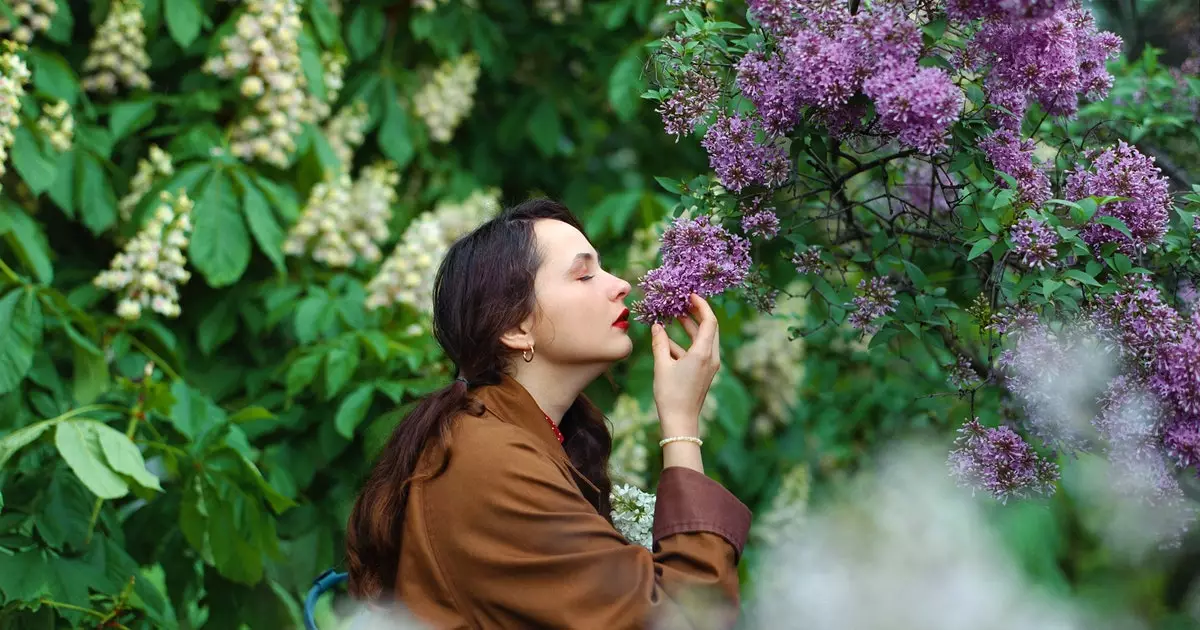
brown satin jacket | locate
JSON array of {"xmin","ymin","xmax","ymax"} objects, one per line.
[{"xmin": 394, "ymin": 375, "xmax": 753, "ymax": 629}]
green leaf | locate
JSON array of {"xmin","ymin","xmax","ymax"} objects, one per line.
[
  {"xmin": 164, "ymin": 0, "xmax": 203, "ymax": 47},
  {"xmin": 1042, "ymin": 279, "xmax": 1063, "ymax": 299},
  {"xmin": 0, "ymin": 288, "xmax": 44, "ymax": 395},
  {"xmin": 0, "ymin": 419, "xmax": 55, "ymax": 469},
  {"xmin": 967, "ymin": 237, "xmax": 994, "ymax": 261},
  {"xmin": 902, "ymin": 260, "xmax": 928, "ymax": 289},
  {"xmin": 243, "ymin": 178, "xmax": 287, "ymax": 273},
  {"xmin": 76, "ymin": 154, "xmax": 118, "ymax": 234},
  {"xmin": 197, "ymin": 296, "xmax": 238, "ymax": 355},
  {"xmin": 109, "ymin": 100, "xmax": 158, "ymax": 141},
  {"xmin": 298, "ymin": 29, "xmax": 327, "ymax": 102},
  {"xmin": 293, "ymin": 295, "xmax": 328, "ymax": 345},
  {"xmin": 35, "ymin": 469, "xmax": 93, "ymax": 550},
  {"xmin": 29, "ymin": 50, "xmax": 79, "ymax": 105},
  {"xmin": 72, "ymin": 340, "xmax": 109, "ymax": 404},
  {"xmin": 169, "ymin": 381, "xmax": 226, "ymax": 441},
  {"xmin": 1095, "ymin": 215, "xmax": 1134, "ymax": 240},
  {"xmin": 1111, "ymin": 253, "xmax": 1133, "ymax": 275},
  {"xmin": 93, "ymin": 422, "xmax": 163, "ymax": 492},
  {"xmin": 48, "ymin": 149, "xmax": 77, "ymax": 216},
  {"xmin": 980, "ymin": 214, "xmax": 1001, "ymax": 234},
  {"xmin": 378, "ymin": 93, "xmax": 414, "ymax": 168},
  {"xmin": 2, "ymin": 203, "xmax": 55, "ymax": 283},
  {"xmin": 55, "ymin": 421, "xmax": 129, "ymax": 499},
  {"xmin": 11, "ymin": 127, "xmax": 58, "ymax": 194},
  {"xmin": 45, "ymin": 0, "xmax": 75, "ymax": 43},
  {"xmin": 527, "ymin": 99, "xmax": 562, "ymax": 157},
  {"xmin": 190, "ymin": 171, "xmax": 251, "ymax": 287},
  {"xmin": 286, "ymin": 354, "xmax": 322, "ymax": 396},
  {"xmin": 230, "ymin": 406, "xmax": 274, "ymax": 423},
  {"xmin": 347, "ymin": 5, "xmax": 385, "ymax": 61},
  {"xmin": 593, "ymin": 190, "xmax": 642, "ymax": 236},
  {"xmin": 334, "ymin": 384, "xmax": 375, "ymax": 439},
  {"xmin": 323, "ymin": 346, "xmax": 359, "ymax": 398},
  {"xmin": 654, "ymin": 176, "xmax": 682, "ymax": 194},
  {"xmin": 308, "ymin": 0, "xmax": 340, "ymax": 46},
  {"xmin": 608, "ymin": 51, "xmax": 643, "ymax": 122},
  {"xmin": 1062, "ymin": 269, "xmax": 1101, "ymax": 287}
]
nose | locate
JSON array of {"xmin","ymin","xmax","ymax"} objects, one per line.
[{"xmin": 611, "ymin": 272, "xmax": 631, "ymax": 302}]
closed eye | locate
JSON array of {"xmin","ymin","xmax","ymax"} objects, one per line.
[{"xmin": 580, "ymin": 275, "xmax": 594, "ymax": 281}]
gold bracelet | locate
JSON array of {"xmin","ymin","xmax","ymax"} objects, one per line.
[{"xmin": 658, "ymin": 436, "xmax": 703, "ymax": 448}]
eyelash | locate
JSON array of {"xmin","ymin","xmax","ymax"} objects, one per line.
[{"xmin": 580, "ymin": 275, "xmax": 595, "ymax": 281}]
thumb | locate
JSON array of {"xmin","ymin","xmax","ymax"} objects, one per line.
[{"xmin": 649, "ymin": 323, "xmax": 671, "ymax": 363}]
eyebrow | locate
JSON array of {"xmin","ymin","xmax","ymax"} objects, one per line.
[{"xmin": 566, "ymin": 252, "xmax": 599, "ymax": 275}]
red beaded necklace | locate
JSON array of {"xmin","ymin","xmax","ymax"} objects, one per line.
[{"xmin": 544, "ymin": 413, "xmax": 565, "ymax": 444}]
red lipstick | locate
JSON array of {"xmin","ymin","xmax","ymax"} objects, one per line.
[{"xmin": 613, "ymin": 308, "xmax": 630, "ymax": 330}]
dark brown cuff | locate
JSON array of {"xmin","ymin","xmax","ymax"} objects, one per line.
[{"xmin": 653, "ymin": 466, "xmax": 752, "ymax": 557}]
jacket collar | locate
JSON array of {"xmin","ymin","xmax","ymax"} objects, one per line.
[{"xmin": 472, "ymin": 374, "xmax": 568, "ymax": 459}]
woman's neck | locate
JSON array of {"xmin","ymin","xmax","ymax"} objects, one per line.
[{"xmin": 511, "ymin": 364, "xmax": 600, "ymax": 425}]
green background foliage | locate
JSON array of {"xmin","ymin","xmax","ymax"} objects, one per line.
[{"xmin": 0, "ymin": 0, "xmax": 1198, "ymax": 628}]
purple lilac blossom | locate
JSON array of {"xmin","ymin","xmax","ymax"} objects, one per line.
[
  {"xmin": 633, "ymin": 215, "xmax": 751, "ymax": 324},
  {"xmin": 847, "ymin": 276, "xmax": 898, "ymax": 334},
  {"xmin": 1009, "ymin": 216, "xmax": 1059, "ymax": 269},
  {"xmin": 987, "ymin": 303, "xmax": 1040, "ymax": 336},
  {"xmin": 1180, "ymin": 278, "xmax": 1199, "ymax": 312},
  {"xmin": 700, "ymin": 114, "xmax": 791, "ymax": 192},
  {"xmin": 741, "ymin": 201, "xmax": 781, "ymax": 239},
  {"xmin": 896, "ymin": 160, "xmax": 959, "ymax": 215},
  {"xmin": 979, "ymin": 130, "xmax": 1052, "ymax": 207},
  {"xmin": 746, "ymin": 0, "xmax": 802, "ymax": 36},
  {"xmin": 1163, "ymin": 414, "xmax": 1200, "ymax": 470},
  {"xmin": 947, "ymin": 355, "xmax": 982, "ymax": 390},
  {"xmin": 737, "ymin": 51, "xmax": 801, "ymax": 135},
  {"xmin": 658, "ymin": 71, "xmax": 721, "ymax": 140},
  {"xmin": 791, "ymin": 246, "xmax": 825, "ymax": 275},
  {"xmin": 1150, "ymin": 312, "xmax": 1200, "ymax": 416},
  {"xmin": 1067, "ymin": 142, "xmax": 1172, "ymax": 254},
  {"xmin": 863, "ymin": 66, "xmax": 965, "ymax": 154},
  {"xmin": 1092, "ymin": 280, "xmax": 1183, "ymax": 366},
  {"xmin": 945, "ymin": 0, "xmax": 1072, "ymax": 22},
  {"xmin": 947, "ymin": 417, "xmax": 1059, "ymax": 502}
]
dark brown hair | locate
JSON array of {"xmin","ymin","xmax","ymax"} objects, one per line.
[{"xmin": 345, "ymin": 198, "xmax": 614, "ymax": 599}]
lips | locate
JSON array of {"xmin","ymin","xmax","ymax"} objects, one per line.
[{"xmin": 613, "ymin": 308, "xmax": 630, "ymax": 328}]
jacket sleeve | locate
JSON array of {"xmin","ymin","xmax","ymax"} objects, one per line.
[{"xmin": 421, "ymin": 430, "xmax": 751, "ymax": 629}]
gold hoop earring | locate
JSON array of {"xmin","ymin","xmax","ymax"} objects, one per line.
[{"xmin": 522, "ymin": 345, "xmax": 535, "ymax": 363}]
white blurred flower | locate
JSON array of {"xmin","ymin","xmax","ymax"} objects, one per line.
[
  {"xmin": 365, "ymin": 188, "xmax": 501, "ymax": 312},
  {"xmin": 204, "ymin": 0, "xmax": 327, "ymax": 167},
  {"xmin": 412, "ymin": 53, "xmax": 480, "ymax": 143},
  {"xmin": 534, "ymin": 0, "xmax": 582, "ymax": 23},
  {"xmin": 94, "ymin": 191, "xmax": 194, "ymax": 320},
  {"xmin": 119, "ymin": 145, "xmax": 174, "ymax": 222},
  {"xmin": 0, "ymin": 0, "xmax": 58, "ymax": 44},
  {"xmin": 81, "ymin": 0, "xmax": 151, "ymax": 94},
  {"xmin": 610, "ymin": 484, "xmax": 656, "ymax": 549},
  {"xmin": 608, "ymin": 395, "xmax": 656, "ymax": 488},
  {"xmin": 323, "ymin": 100, "xmax": 370, "ymax": 173},
  {"xmin": 0, "ymin": 42, "xmax": 31, "ymax": 195},
  {"xmin": 734, "ymin": 284, "xmax": 807, "ymax": 435},
  {"xmin": 412, "ymin": 0, "xmax": 449, "ymax": 11},
  {"xmin": 285, "ymin": 161, "xmax": 401, "ymax": 268},
  {"xmin": 625, "ymin": 221, "xmax": 667, "ymax": 282},
  {"xmin": 751, "ymin": 464, "xmax": 810, "ymax": 547},
  {"xmin": 35, "ymin": 99, "xmax": 73, "ymax": 151}
]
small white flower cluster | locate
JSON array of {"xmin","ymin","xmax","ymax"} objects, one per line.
[
  {"xmin": 311, "ymin": 50, "xmax": 347, "ymax": 123},
  {"xmin": 0, "ymin": 0, "xmax": 57, "ymax": 44},
  {"xmin": 534, "ymin": 0, "xmax": 582, "ymax": 24},
  {"xmin": 323, "ymin": 100, "xmax": 370, "ymax": 172},
  {"xmin": 284, "ymin": 161, "xmax": 401, "ymax": 267},
  {"xmin": 412, "ymin": 54, "xmax": 481, "ymax": 143},
  {"xmin": 81, "ymin": 0, "xmax": 151, "ymax": 94},
  {"xmin": 35, "ymin": 99, "xmax": 73, "ymax": 151},
  {"xmin": 733, "ymin": 285, "xmax": 807, "ymax": 435},
  {"xmin": 94, "ymin": 191, "xmax": 194, "ymax": 320},
  {"xmin": 0, "ymin": 42, "xmax": 31, "ymax": 194},
  {"xmin": 751, "ymin": 464, "xmax": 810, "ymax": 547},
  {"xmin": 610, "ymin": 484, "xmax": 656, "ymax": 549},
  {"xmin": 203, "ymin": 0, "xmax": 316, "ymax": 167},
  {"xmin": 365, "ymin": 188, "xmax": 501, "ymax": 312},
  {"xmin": 608, "ymin": 395, "xmax": 656, "ymax": 488},
  {"xmin": 625, "ymin": 221, "xmax": 667, "ymax": 282},
  {"xmin": 119, "ymin": 145, "xmax": 174, "ymax": 222},
  {"xmin": 412, "ymin": 0, "xmax": 449, "ymax": 11}
]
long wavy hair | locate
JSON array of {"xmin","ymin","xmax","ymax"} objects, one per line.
[{"xmin": 344, "ymin": 198, "xmax": 615, "ymax": 599}]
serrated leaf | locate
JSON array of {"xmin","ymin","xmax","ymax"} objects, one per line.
[
  {"xmin": 169, "ymin": 381, "xmax": 226, "ymax": 441},
  {"xmin": 72, "ymin": 340, "xmax": 108, "ymax": 404},
  {"xmin": 2, "ymin": 203, "xmax": 55, "ymax": 283},
  {"xmin": 11, "ymin": 126, "xmax": 58, "ymax": 194},
  {"xmin": 95, "ymin": 422, "xmax": 163, "ymax": 492},
  {"xmin": 77, "ymin": 154, "xmax": 118, "ymax": 234},
  {"xmin": 378, "ymin": 92, "xmax": 414, "ymax": 168},
  {"xmin": 0, "ymin": 419, "xmax": 55, "ymax": 469},
  {"xmin": 55, "ymin": 421, "xmax": 129, "ymax": 499},
  {"xmin": 30, "ymin": 50, "xmax": 79, "ymax": 105},
  {"xmin": 0, "ymin": 288, "xmax": 44, "ymax": 395},
  {"xmin": 109, "ymin": 100, "xmax": 158, "ymax": 141},
  {"xmin": 243, "ymin": 180, "xmax": 286, "ymax": 273},
  {"xmin": 190, "ymin": 171, "xmax": 251, "ymax": 287},
  {"xmin": 164, "ymin": 0, "xmax": 203, "ymax": 47},
  {"xmin": 308, "ymin": 0, "xmax": 340, "ymax": 46},
  {"xmin": 334, "ymin": 384, "xmax": 375, "ymax": 439},
  {"xmin": 347, "ymin": 5, "xmax": 385, "ymax": 60}
]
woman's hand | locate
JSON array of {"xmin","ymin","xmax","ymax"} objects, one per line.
[{"xmin": 649, "ymin": 293, "xmax": 721, "ymax": 439}]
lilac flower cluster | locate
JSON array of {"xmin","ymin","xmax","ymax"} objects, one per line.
[
  {"xmin": 791, "ymin": 246, "xmax": 825, "ymax": 275},
  {"xmin": 979, "ymin": 130, "xmax": 1051, "ymax": 207},
  {"xmin": 1092, "ymin": 280, "xmax": 1183, "ymax": 366},
  {"xmin": 733, "ymin": 2, "xmax": 963, "ymax": 154},
  {"xmin": 659, "ymin": 71, "xmax": 721, "ymax": 140},
  {"xmin": 1066, "ymin": 141, "xmax": 1172, "ymax": 255},
  {"xmin": 633, "ymin": 215, "xmax": 751, "ymax": 324},
  {"xmin": 740, "ymin": 199, "xmax": 780, "ymax": 239},
  {"xmin": 967, "ymin": 2, "xmax": 1122, "ymax": 128},
  {"xmin": 946, "ymin": 0, "xmax": 1072, "ymax": 21},
  {"xmin": 947, "ymin": 355, "xmax": 982, "ymax": 391},
  {"xmin": 1009, "ymin": 216, "xmax": 1059, "ymax": 270},
  {"xmin": 947, "ymin": 417, "xmax": 1059, "ymax": 502},
  {"xmin": 1151, "ymin": 313, "xmax": 1200, "ymax": 418},
  {"xmin": 699, "ymin": 114, "xmax": 790, "ymax": 192},
  {"xmin": 847, "ymin": 276, "xmax": 898, "ymax": 334},
  {"xmin": 896, "ymin": 160, "xmax": 959, "ymax": 215}
]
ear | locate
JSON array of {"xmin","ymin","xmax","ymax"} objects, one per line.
[{"xmin": 499, "ymin": 312, "xmax": 536, "ymax": 352}]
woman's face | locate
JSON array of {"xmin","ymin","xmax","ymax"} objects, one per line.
[{"xmin": 524, "ymin": 218, "xmax": 633, "ymax": 367}]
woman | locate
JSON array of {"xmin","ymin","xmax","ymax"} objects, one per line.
[{"xmin": 346, "ymin": 198, "xmax": 752, "ymax": 629}]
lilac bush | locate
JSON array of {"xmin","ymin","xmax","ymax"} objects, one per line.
[{"xmin": 640, "ymin": 0, "xmax": 1200, "ymax": 518}]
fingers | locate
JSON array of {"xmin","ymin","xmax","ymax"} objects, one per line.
[
  {"xmin": 689, "ymin": 294, "xmax": 719, "ymax": 356},
  {"xmin": 667, "ymin": 334, "xmax": 686, "ymax": 360},
  {"xmin": 649, "ymin": 323, "xmax": 672, "ymax": 364},
  {"xmin": 675, "ymin": 313, "xmax": 699, "ymax": 341}
]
